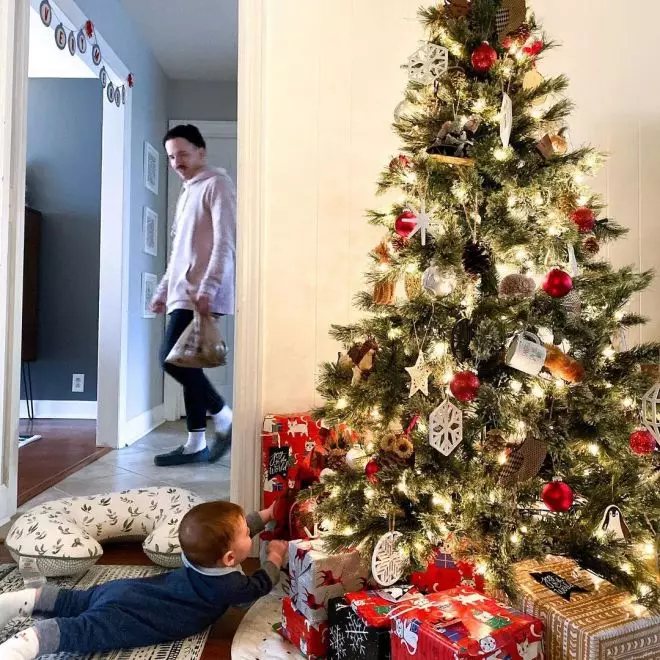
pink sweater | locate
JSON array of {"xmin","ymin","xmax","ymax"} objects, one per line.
[{"xmin": 155, "ymin": 167, "xmax": 236, "ymax": 315}]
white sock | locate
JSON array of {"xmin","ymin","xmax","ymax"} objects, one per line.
[
  {"xmin": 183, "ymin": 430, "xmax": 207, "ymax": 454},
  {"xmin": 213, "ymin": 405, "xmax": 232, "ymax": 434},
  {"xmin": 0, "ymin": 589, "xmax": 36, "ymax": 629},
  {"xmin": 0, "ymin": 627, "xmax": 40, "ymax": 660}
]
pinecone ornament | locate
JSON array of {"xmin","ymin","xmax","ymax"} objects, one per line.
[
  {"xmin": 462, "ymin": 239, "xmax": 492, "ymax": 276},
  {"xmin": 583, "ymin": 236, "xmax": 599, "ymax": 255}
]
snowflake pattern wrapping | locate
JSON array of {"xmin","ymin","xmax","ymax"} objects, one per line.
[
  {"xmin": 404, "ymin": 42, "xmax": 449, "ymax": 85},
  {"xmin": 372, "ymin": 531, "xmax": 407, "ymax": 587},
  {"xmin": 429, "ymin": 398, "xmax": 463, "ymax": 456}
]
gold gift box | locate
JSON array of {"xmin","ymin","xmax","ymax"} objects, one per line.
[{"xmin": 511, "ymin": 556, "xmax": 660, "ymax": 659}]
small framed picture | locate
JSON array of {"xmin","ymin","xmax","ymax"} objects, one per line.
[
  {"xmin": 141, "ymin": 273, "xmax": 158, "ymax": 318},
  {"xmin": 144, "ymin": 142, "xmax": 159, "ymax": 195},
  {"xmin": 142, "ymin": 206, "xmax": 158, "ymax": 256}
]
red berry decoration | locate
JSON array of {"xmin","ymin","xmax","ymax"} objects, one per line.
[
  {"xmin": 629, "ymin": 429, "xmax": 656, "ymax": 455},
  {"xmin": 389, "ymin": 154, "xmax": 411, "ymax": 171},
  {"xmin": 365, "ymin": 459, "xmax": 381, "ymax": 484},
  {"xmin": 541, "ymin": 480, "xmax": 574, "ymax": 512},
  {"xmin": 471, "ymin": 42, "xmax": 498, "ymax": 73},
  {"xmin": 84, "ymin": 20, "xmax": 94, "ymax": 38},
  {"xmin": 450, "ymin": 371, "xmax": 481, "ymax": 402},
  {"xmin": 570, "ymin": 207, "xmax": 596, "ymax": 233},
  {"xmin": 542, "ymin": 268, "xmax": 573, "ymax": 298},
  {"xmin": 523, "ymin": 40, "xmax": 544, "ymax": 57},
  {"xmin": 394, "ymin": 210, "xmax": 418, "ymax": 238}
]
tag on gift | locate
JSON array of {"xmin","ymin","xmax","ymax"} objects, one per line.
[
  {"xmin": 530, "ymin": 571, "xmax": 589, "ymax": 601},
  {"xmin": 268, "ymin": 445, "xmax": 290, "ymax": 480}
]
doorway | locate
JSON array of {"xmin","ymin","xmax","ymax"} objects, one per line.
[{"xmin": 163, "ymin": 121, "xmax": 238, "ymax": 424}]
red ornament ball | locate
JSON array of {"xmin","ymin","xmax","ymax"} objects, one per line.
[
  {"xmin": 570, "ymin": 207, "xmax": 596, "ymax": 233},
  {"xmin": 394, "ymin": 210, "xmax": 418, "ymax": 238},
  {"xmin": 471, "ymin": 42, "xmax": 498, "ymax": 73},
  {"xmin": 450, "ymin": 371, "xmax": 481, "ymax": 402},
  {"xmin": 84, "ymin": 20, "xmax": 94, "ymax": 38},
  {"xmin": 541, "ymin": 481, "xmax": 574, "ymax": 512},
  {"xmin": 542, "ymin": 268, "xmax": 573, "ymax": 298},
  {"xmin": 365, "ymin": 459, "xmax": 381, "ymax": 484},
  {"xmin": 629, "ymin": 429, "xmax": 657, "ymax": 455}
]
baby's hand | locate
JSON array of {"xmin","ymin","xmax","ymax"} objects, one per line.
[
  {"xmin": 259, "ymin": 501, "xmax": 277, "ymax": 524},
  {"xmin": 267, "ymin": 540, "xmax": 288, "ymax": 565}
]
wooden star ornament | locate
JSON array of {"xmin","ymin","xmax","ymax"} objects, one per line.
[{"xmin": 405, "ymin": 352, "xmax": 432, "ymax": 397}]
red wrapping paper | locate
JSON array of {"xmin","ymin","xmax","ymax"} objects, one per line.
[
  {"xmin": 410, "ymin": 546, "xmax": 485, "ymax": 594},
  {"xmin": 344, "ymin": 586, "xmax": 420, "ymax": 628},
  {"xmin": 390, "ymin": 587, "xmax": 544, "ymax": 659},
  {"xmin": 279, "ymin": 595, "xmax": 329, "ymax": 659}
]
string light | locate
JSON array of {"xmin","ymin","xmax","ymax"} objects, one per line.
[
  {"xmin": 520, "ymin": 525, "xmax": 528, "ymax": 534},
  {"xmin": 510, "ymin": 380, "xmax": 522, "ymax": 393},
  {"xmin": 587, "ymin": 443, "xmax": 600, "ymax": 456},
  {"xmin": 527, "ymin": 107, "xmax": 543, "ymax": 120},
  {"xmin": 432, "ymin": 341, "xmax": 448, "ymax": 359},
  {"xmin": 371, "ymin": 407, "xmax": 381, "ymax": 419},
  {"xmin": 533, "ymin": 192, "xmax": 544, "ymax": 207},
  {"xmin": 493, "ymin": 147, "xmax": 510, "ymax": 161},
  {"xmin": 614, "ymin": 310, "xmax": 625, "ymax": 321},
  {"xmin": 577, "ymin": 195, "xmax": 589, "ymax": 206},
  {"xmin": 621, "ymin": 562, "xmax": 633, "ymax": 574},
  {"xmin": 336, "ymin": 398, "xmax": 348, "ymax": 410},
  {"xmin": 417, "ymin": 421, "xmax": 427, "ymax": 433},
  {"xmin": 388, "ymin": 327, "xmax": 403, "ymax": 340},
  {"xmin": 442, "ymin": 369, "xmax": 454, "ymax": 384},
  {"xmin": 554, "ymin": 379, "xmax": 565, "ymax": 391},
  {"xmin": 497, "ymin": 451, "xmax": 508, "ymax": 465},
  {"xmin": 343, "ymin": 526, "xmax": 354, "ymax": 536},
  {"xmin": 510, "ymin": 532, "xmax": 521, "ymax": 545},
  {"xmin": 507, "ymin": 194, "xmax": 518, "ymax": 208},
  {"xmin": 602, "ymin": 346, "xmax": 615, "ymax": 359},
  {"xmin": 573, "ymin": 171, "xmax": 586, "ymax": 184},
  {"xmin": 476, "ymin": 561, "xmax": 489, "ymax": 576},
  {"xmin": 452, "ymin": 182, "xmax": 469, "ymax": 202},
  {"xmin": 330, "ymin": 487, "xmax": 341, "ymax": 499},
  {"xmin": 365, "ymin": 487, "xmax": 375, "ymax": 500},
  {"xmin": 640, "ymin": 541, "xmax": 656, "ymax": 558},
  {"xmin": 515, "ymin": 248, "xmax": 528, "ymax": 260},
  {"xmin": 378, "ymin": 263, "xmax": 389, "ymax": 273},
  {"xmin": 583, "ymin": 468, "xmax": 591, "ymax": 477},
  {"xmin": 472, "ymin": 98, "xmax": 487, "ymax": 113},
  {"xmin": 532, "ymin": 384, "xmax": 544, "ymax": 398},
  {"xmin": 406, "ymin": 263, "xmax": 418, "ymax": 273},
  {"xmin": 639, "ymin": 584, "xmax": 652, "ymax": 597},
  {"xmin": 547, "ymin": 224, "xmax": 563, "ymax": 237},
  {"xmin": 623, "ymin": 396, "xmax": 634, "ymax": 409}
]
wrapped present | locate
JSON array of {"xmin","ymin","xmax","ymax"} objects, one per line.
[
  {"xmin": 279, "ymin": 595, "xmax": 329, "ymax": 659},
  {"xmin": 511, "ymin": 555, "xmax": 660, "ymax": 659},
  {"xmin": 390, "ymin": 587, "xmax": 544, "ymax": 659},
  {"xmin": 289, "ymin": 538, "xmax": 369, "ymax": 623},
  {"xmin": 410, "ymin": 545, "xmax": 485, "ymax": 594},
  {"xmin": 345, "ymin": 585, "xmax": 419, "ymax": 628}
]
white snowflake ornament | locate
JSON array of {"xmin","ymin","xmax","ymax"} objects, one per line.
[
  {"xmin": 641, "ymin": 382, "xmax": 660, "ymax": 446},
  {"xmin": 372, "ymin": 531, "xmax": 407, "ymax": 586},
  {"xmin": 405, "ymin": 42, "xmax": 449, "ymax": 85},
  {"xmin": 406, "ymin": 352, "xmax": 432, "ymax": 397},
  {"xmin": 429, "ymin": 398, "xmax": 463, "ymax": 456}
]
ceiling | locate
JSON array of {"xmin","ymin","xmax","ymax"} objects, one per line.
[
  {"xmin": 119, "ymin": 0, "xmax": 238, "ymax": 82},
  {"xmin": 28, "ymin": 6, "xmax": 96, "ymax": 78}
]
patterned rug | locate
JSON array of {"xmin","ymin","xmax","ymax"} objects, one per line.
[{"xmin": 0, "ymin": 564, "xmax": 209, "ymax": 660}]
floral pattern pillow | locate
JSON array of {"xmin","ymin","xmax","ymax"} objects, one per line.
[{"xmin": 6, "ymin": 487, "xmax": 203, "ymax": 574}]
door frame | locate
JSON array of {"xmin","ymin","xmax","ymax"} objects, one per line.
[
  {"xmin": 0, "ymin": 0, "xmax": 132, "ymax": 522},
  {"xmin": 164, "ymin": 120, "xmax": 238, "ymax": 423}
]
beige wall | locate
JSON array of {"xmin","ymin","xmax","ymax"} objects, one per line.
[{"xmin": 262, "ymin": 0, "xmax": 660, "ymax": 412}]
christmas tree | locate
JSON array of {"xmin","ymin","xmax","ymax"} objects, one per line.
[{"xmin": 307, "ymin": 0, "xmax": 660, "ymax": 608}]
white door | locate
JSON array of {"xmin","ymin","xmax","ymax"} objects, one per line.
[{"xmin": 164, "ymin": 121, "xmax": 237, "ymax": 420}]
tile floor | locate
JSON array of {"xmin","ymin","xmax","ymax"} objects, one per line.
[{"xmin": 8, "ymin": 421, "xmax": 230, "ymax": 527}]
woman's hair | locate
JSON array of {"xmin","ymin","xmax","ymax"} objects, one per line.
[{"xmin": 179, "ymin": 501, "xmax": 244, "ymax": 567}]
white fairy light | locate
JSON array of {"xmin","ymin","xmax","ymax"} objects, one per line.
[
  {"xmin": 515, "ymin": 248, "xmax": 528, "ymax": 260},
  {"xmin": 621, "ymin": 562, "xmax": 633, "ymax": 574},
  {"xmin": 432, "ymin": 341, "xmax": 448, "ymax": 359},
  {"xmin": 602, "ymin": 346, "xmax": 615, "ymax": 359},
  {"xmin": 614, "ymin": 310, "xmax": 625, "ymax": 321},
  {"xmin": 623, "ymin": 397, "xmax": 634, "ymax": 409},
  {"xmin": 442, "ymin": 369, "xmax": 454, "ymax": 384},
  {"xmin": 473, "ymin": 98, "xmax": 487, "ymax": 113},
  {"xmin": 547, "ymin": 224, "xmax": 563, "ymax": 237},
  {"xmin": 343, "ymin": 526, "xmax": 354, "ymax": 536},
  {"xmin": 365, "ymin": 487, "xmax": 375, "ymax": 500},
  {"xmin": 554, "ymin": 379, "xmax": 565, "ymax": 391},
  {"xmin": 336, "ymin": 398, "xmax": 348, "ymax": 410},
  {"xmin": 406, "ymin": 262, "xmax": 418, "ymax": 273},
  {"xmin": 573, "ymin": 171, "xmax": 586, "ymax": 184},
  {"xmin": 388, "ymin": 327, "xmax": 403, "ymax": 340},
  {"xmin": 587, "ymin": 443, "xmax": 600, "ymax": 456},
  {"xmin": 520, "ymin": 525, "xmax": 528, "ymax": 534},
  {"xmin": 510, "ymin": 532, "xmax": 521, "ymax": 545},
  {"xmin": 577, "ymin": 195, "xmax": 589, "ymax": 206},
  {"xmin": 493, "ymin": 147, "xmax": 509, "ymax": 161},
  {"xmin": 507, "ymin": 194, "xmax": 517, "ymax": 208},
  {"xmin": 452, "ymin": 182, "xmax": 469, "ymax": 202},
  {"xmin": 532, "ymin": 384, "xmax": 544, "ymax": 398},
  {"xmin": 378, "ymin": 263, "xmax": 389, "ymax": 273},
  {"xmin": 497, "ymin": 451, "xmax": 508, "ymax": 465},
  {"xmin": 510, "ymin": 380, "xmax": 523, "ymax": 393}
]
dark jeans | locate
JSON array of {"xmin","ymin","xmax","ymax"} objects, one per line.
[{"xmin": 160, "ymin": 309, "xmax": 225, "ymax": 432}]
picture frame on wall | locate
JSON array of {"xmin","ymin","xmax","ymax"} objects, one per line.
[
  {"xmin": 142, "ymin": 206, "xmax": 158, "ymax": 257},
  {"xmin": 144, "ymin": 141, "xmax": 159, "ymax": 195},
  {"xmin": 141, "ymin": 272, "xmax": 158, "ymax": 318}
]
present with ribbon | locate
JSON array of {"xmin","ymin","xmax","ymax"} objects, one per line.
[
  {"xmin": 390, "ymin": 586, "xmax": 544, "ymax": 659},
  {"xmin": 289, "ymin": 538, "xmax": 369, "ymax": 624},
  {"xmin": 278, "ymin": 595, "xmax": 329, "ymax": 659},
  {"xmin": 410, "ymin": 544, "xmax": 485, "ymax": 594}
]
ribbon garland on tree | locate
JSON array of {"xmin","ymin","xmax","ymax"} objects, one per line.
[{"xmin": 39, "ymin": 0, "xmax": 134, "ymax": 109}]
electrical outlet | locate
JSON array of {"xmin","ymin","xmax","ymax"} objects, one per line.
[{"xmin": 72, "ymin": 374, "xmax": 85, "ymax": 393}]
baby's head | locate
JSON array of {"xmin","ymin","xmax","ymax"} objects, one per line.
[{"xmin": 179, "ymin": 501, "xmax": 252, "ymax": 568}]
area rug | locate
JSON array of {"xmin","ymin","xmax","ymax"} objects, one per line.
[
  {"xmin": 0, "ymin": 564, "xmax": 209, "ymax": 660},
  {"xmin": 231, "ymin": 586, "xmax": 300, "ymax": 660}
]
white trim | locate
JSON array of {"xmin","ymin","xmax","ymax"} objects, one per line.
[
  {"xmin": 120, "ymin": 404, "xmax": 165, "ymax": 448},
  {"xmin": 0, "ymin": 0, "xmax": 30, "ymax": 524},
  {"xmin": 19, "ymin": 400, "xmax": 97, "ymax": 419},
  {"xmin": 231, "ymin": 0, "xmax": 267, "ymax": 517}
]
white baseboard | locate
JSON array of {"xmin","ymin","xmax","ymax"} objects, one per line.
[
  {"xmin": 121, "ymin": 404, "xmax": 165, "ymax": 448},
  {"xmin": 19, "ymin": 400, "xmax": 97, "ymax": 419}
]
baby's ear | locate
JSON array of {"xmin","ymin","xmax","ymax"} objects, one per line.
[{"xmin": 220, "ymin": 550, "xmax": 236, "ymax": 567}]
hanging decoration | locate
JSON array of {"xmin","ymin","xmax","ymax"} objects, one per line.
[
  {"xmin": 373, "ymin": 279, "xmax": 396, "ymax": 305},
  {"xmin": 495, "ymin": 0, "xmax": 527, "ymax": 43},
  {"xmin": 641, "ymin": 382, "xmax": 660, "ymax": 446},
  {"xmin": 427, "ymin": 116, "xmax": 480, "ymax": 165},
  {"xmin": 542, "ymin": 268, "xmax": 573, "ymax": 298},
  {"xmin": 422, "ymin": 265, "xmax": 456, "ymax": 297},
  {"xmin": 499, "ymin": 273, "xmax": 535, "ymax": 298},
  {"xmin": 583, "ymin": 236, "xmax": 600, "ymax": 255},
  {"xmin": 462, "ymin": 239, "xmax": 492, "ymax": 276},
  {"xmin": 504, "ymin": 332, "xmax": 547, "ymax": 376},
  {"xmin": 500, "ymin": 93, "xmax": 513, "ymax": 148},
  {"xmin": 37, "ymin": 1, "xmax": 133, "ymax": 109},
  {"xmin": 570, "ymin": 207, "xmax": 596, "ymax": 233},
  {"xmin": 364, "ymin": 458, "xmax": 381, "ymax": 484},
  {"xmin": 543, "ymin": 344, "xmax": 585, "ymax": 383},
  {"xmin": 471, "ymin": 42, "xmax": 498, "ymax": 73},
  {"xmin": 596, "ymin": 505, "xmax": 631, "ymax": 542},
  {"xmin": 404, "ymin": 42, "xmax": 449, "ymax": 85},
  {"xmin": 628, "ymin": 429, "xmax": 656, "ymax": 456},
  {"xmin": 522, "ymin": 68, "xmax": 547, "ymax": 106},
  {"xmin": 372, "ymin": 530, "xmax": 407, "ymax": 587},
  {"xmin": 541, "ymin": 480, "xmax": 574, "ymax": 512},
  {"xmin": 406, "ymin": 352, "xmax": 432, "ymax": 397},
  {"xmin": 445, "ymin": 0, "xmax": 471, "ymax": 18},
  {"xmin": 394, "ymin": 210, "xmax": 418, "ymax": 238},
  {"xmin": 450, "ymin": 371, "xmax": 480, "ymax": 402},
  {"xmin": 429, "ymin": 397, "xmax": 463, "ymax": 456},
  {"xmin": 499, "ymin": 437, "xmax": 548, "ymax": 486},
  {"xmin": 405, "ymin": 271, "xmax": 423, "ymax": 300}
]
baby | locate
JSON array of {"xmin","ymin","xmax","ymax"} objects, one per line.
[{"xmin": 0, "ymin": 500, "xmax": 287, "ymax": 658}]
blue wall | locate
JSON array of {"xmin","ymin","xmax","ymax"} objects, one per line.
[
  {"xmin": 71, "ymin": 0, "xmax": 169, "ymax": 421},
  {"xmin": 25, "ymin": 77, "xmax": 102, "ymax": 402}
]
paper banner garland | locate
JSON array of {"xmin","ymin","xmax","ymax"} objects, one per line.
[{"xmin": 38, "ymin": 0, "xmax": 133, "ymax": 108}]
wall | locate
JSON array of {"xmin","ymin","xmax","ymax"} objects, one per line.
[
  {"xmin": 25, "ymin": 78, "xmax": 102, "ymax": 402},
  {"xmin": 71, "ymin": 0, "xmax": 169, "ymax": 422},
  {"xmin": 261, "ymin": 0, "xmax": 660, "ymax": 413},
  {"xmin": 168, "ymin": 79, "xmax": 237, "ymax": 121}
]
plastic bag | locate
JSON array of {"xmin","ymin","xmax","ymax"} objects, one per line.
[{"xmin": 165, "ymin": 312, "xmax": 228, "ymax": 369}]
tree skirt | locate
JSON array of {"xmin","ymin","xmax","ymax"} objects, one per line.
[
  {"xmin": 231, "ymin": 587, "xmax": 300, "ymax": 659},
  {"xmin": 0, "ymin": 564, "xmax": 209, "ymax": 660}
]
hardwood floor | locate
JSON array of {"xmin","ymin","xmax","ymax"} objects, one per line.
[
  {"xmin": 0, "ymin": 542, "xmax": 254, "ymax": 659},
  {"xmin": 18, "ymin": 420, "xmax": 110, "ymax": 506}
]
